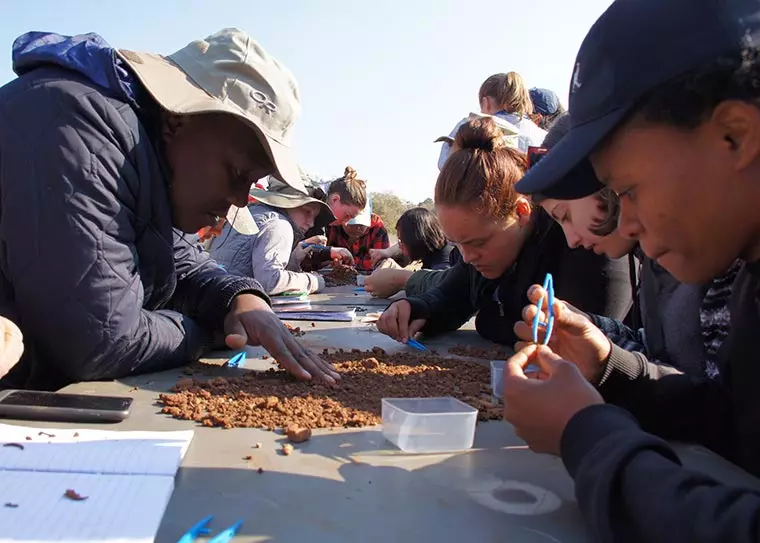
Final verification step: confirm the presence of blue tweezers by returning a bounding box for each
[531,273,555,346]
[177,515,243,543]
[406,338,427,351]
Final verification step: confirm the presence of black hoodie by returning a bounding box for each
[402,210,632,343]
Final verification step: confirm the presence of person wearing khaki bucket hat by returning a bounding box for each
[0,29,339,390]
[208,176,335,295]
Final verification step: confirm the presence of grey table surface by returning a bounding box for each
[4,288,760,542]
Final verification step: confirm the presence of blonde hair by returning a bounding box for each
[327,166,367,208]
[479,72,534,117]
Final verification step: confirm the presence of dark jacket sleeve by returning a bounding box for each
[404,268,452,298]
[170,232,269,329]
[556,248,633,321]
[588,314,648,354]
[1,84,231,382]
[404,262,476,335]
[562,404,760,543]
[597,345,734,459]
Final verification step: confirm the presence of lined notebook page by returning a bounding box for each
[0,424,193,476]
[0,470,174,543]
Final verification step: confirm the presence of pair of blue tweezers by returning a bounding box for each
[531,273,555,345]
[178,515,243,543]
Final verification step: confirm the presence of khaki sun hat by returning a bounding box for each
[251,176,336,230]
[117,28,305,236]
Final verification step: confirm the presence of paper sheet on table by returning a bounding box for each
[0,424,193,475]
[0,471,174,543]
[0,424,193,542]
[276,308,356,322]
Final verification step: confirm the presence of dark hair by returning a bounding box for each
[435,117,528,221]
[327,166,367,209]
[540,112,620,236]
[307,186,327,201]
[395,207,447,262]
[634,46,760,128]
[530,103,568,130]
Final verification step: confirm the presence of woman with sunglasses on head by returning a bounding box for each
[376,117,631,346]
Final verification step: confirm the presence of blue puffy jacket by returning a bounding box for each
[0,32,267,390]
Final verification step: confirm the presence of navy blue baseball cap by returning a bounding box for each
[515,0,760,200]
[529,88,561,116]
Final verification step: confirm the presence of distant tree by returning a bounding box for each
[371,192,414,229]
[417,198,434,210]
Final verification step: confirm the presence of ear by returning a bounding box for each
[515,197,533,226]
[711,101,760,171]
[161,112,189,146]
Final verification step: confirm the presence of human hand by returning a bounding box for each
[376,300,426,343]
[292,242,314,265]
[369,248,390,267]
[330,247,355,266]
[503,344,604,455]
[303,235,327,246]
[364,269,411,298]
[0,317,23,379]
[223,294,340,384]
[513,285,611,384]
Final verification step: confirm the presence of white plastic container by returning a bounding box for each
[381,397,478,453]
[490,360,505,398]
[356,274,366,287]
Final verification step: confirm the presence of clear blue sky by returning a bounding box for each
[0,0,613,203]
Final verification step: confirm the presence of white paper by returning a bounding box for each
[0,470,174,543]
[0,424,193,476]
[276,308,356,322]
[0,424,193,542]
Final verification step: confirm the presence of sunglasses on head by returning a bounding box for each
[527,146,548,169]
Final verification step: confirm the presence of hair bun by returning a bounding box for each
[343,166,357,181]
[454,117,503,152]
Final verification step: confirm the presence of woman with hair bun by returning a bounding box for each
[377,117,631,346]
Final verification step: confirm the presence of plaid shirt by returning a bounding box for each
[326,213,389,272]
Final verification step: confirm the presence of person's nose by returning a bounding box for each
[616,199,642,240]
[459,245,478,264]
[562,225,583,249]
[227,185,250,209]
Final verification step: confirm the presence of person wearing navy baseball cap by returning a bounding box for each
[505,0,760,541]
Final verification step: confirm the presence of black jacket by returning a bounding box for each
[563,260,760,543]
[403,210,632,344]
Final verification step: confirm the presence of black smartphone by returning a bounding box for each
[0,390,133,423]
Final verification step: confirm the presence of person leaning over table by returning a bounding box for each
[375,116,632,347]
[528,112,740,380]
[207,177,335,295]
[324,193,391,273]
[364,207,459,298]
[0,29,340,391]
[504,1,760,541]
[299,166,367,271]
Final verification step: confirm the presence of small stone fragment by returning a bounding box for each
[64,489,88,501]
[281,443,294,456]
[254,443,262,449]
[243,455,253,461]
[2,443,24,450]
[4,503,18,508]
[286,425,312,443]
[257,467,264,474]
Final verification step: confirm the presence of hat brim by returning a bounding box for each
[117,50,306,194]
[434,136,453,143]
[249,188,335,229]
[515,106,628,200]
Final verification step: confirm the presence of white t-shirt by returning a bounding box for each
[436,111,547,171]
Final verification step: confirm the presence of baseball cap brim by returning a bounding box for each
[515,106,628,200]
[434,136,454,143]
[117,49,307,195]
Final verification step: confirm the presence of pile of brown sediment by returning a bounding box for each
[159,348,502,430]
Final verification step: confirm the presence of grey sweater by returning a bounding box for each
[208,204,321,295]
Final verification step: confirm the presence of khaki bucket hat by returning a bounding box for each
[117,28,305,236]
[251,176,335,230]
